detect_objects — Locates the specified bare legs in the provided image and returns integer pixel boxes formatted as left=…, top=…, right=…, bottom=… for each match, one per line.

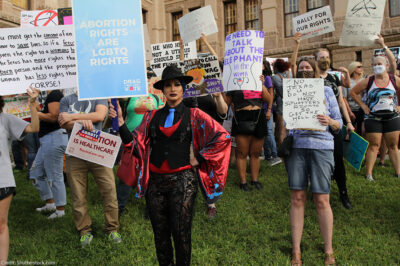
left=0, top=195, right=12, bottom=264
left=235, top=135, right=264, bottom=184
left=290, top=190, right=334, bottom=254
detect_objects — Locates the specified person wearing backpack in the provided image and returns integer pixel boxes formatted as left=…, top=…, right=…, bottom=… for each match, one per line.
left=350, top=55, right=400, bottom=181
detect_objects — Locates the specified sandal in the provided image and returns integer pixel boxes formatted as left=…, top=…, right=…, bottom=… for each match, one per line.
left=325, top=253, right=336, bottom=266
left=291, top=253, right=302, bottom=266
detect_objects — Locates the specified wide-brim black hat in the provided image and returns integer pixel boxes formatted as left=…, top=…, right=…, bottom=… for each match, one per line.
left=153, top=64, right=193, bottom=91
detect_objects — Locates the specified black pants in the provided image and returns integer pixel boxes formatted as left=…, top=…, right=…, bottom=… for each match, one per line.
left=146, top=169, right=198, bottom=266
left=333, top=132, right=347, bottom=195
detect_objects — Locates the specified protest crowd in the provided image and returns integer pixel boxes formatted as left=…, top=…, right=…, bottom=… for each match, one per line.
left=1, top=1, right=400, bottom=266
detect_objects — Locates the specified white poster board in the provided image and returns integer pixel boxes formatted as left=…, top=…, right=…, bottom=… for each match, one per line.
left=177, top=5, right=218, bottom=43
left=283, top=78, right=326, bottom=130
left=293, top=6, right=335, bottom=40
left=339, top=0, right=386, bottom=47
left=0, top=25, right=76, bottom=96
left=150, top=41, right=197, bottom=76
left=20, top=10, right=58, bottom=28
left=223, top=30, right=265, bottom=92
left=65, top=123, right=122, bottom=168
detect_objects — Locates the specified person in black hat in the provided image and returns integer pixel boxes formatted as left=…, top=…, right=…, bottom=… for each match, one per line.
left=110, top=64, right=231, bottom=266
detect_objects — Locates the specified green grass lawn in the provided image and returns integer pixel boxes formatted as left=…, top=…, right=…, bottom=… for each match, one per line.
left=8, top=160, right=400, bottom=265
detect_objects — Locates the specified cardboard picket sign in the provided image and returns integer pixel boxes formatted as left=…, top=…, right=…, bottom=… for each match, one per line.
left=177, top=5, right=218, bottom=43
left=283, top=78, right=326, bottom=131
left=341, top=126, right=369, bottom=171
left=65, top=123, right=122, bottom=168
left=223, top=30, right=265, bottom=92
left=339, top=0, right=385, bottom=46
left=292, top=6, right=335, bottom=40
left=3, top=95, right=31, bottom=119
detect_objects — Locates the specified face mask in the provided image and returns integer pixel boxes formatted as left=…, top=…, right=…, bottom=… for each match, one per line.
left=297, top=71, right=315, bottom=79
left=373, top=65, right=386, bottom=75
left=318, top=59, right=330, bottom=71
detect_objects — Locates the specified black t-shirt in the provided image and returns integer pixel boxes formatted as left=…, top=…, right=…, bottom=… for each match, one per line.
left=39, top=90, right=64, bottom=138
left=183, top=95, right=223, bottom=123
left=324, top=73, right=342, bottom=100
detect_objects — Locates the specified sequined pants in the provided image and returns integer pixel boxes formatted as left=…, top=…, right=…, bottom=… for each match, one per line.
left=146, top=169, right=198, bottom=266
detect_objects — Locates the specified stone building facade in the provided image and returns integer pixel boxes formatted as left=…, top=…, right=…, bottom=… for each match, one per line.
left=1, top=0, right=399, bottom=74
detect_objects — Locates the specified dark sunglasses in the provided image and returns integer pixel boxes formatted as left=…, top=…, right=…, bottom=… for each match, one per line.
left=356, top=65, right=363, bottom=68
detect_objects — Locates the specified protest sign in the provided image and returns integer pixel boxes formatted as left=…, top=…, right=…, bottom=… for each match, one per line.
left=341, top=126, right=369, bottom=171
left=150, top=41, right=197, bottom=76
left=283, top=78, right=325, bottom=130
left=0, top=25, right=77, bottom=96
left=72, top=0, right=147, bottom=100
left=183, top=55, right=223, bottom=97
left=20, top=10, right=58, bottom=28
left=339, top=0, right=386, bottom=47
left=292, top=6, right=335, bottom=40
left=3, top=95, right=31, bottom=119
left=65, top=123, right=122, bottom=168
left=58, top=8, right=73, bottom=25
left=177, top=5, right=218, bottom=43
left=143, top=24, right=152, bottom=60
left=374, top=47, right=400, bottom=59
left=223, top=30, right=265, bottom=92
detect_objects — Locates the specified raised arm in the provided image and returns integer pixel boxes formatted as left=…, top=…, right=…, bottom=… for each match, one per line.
left=290, top=32, right=302, bottom=77
left=179, top=39, right=184, bottom=61
left=375, top=34, right=397, bottom=75
left=24, top=87, right=40, bottom=133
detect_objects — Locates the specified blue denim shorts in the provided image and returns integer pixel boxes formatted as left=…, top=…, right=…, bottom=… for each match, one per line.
left=285, top=148, right=334, bottom=194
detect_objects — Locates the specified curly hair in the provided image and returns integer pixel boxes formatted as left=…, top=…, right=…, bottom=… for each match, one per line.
left=273, top=59, right=291, bottom=73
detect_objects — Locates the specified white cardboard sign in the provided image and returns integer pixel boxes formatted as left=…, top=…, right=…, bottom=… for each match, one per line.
left=150, top=41, right=197, bottom=76
left=0, top=25, right=76, bottom=96
left=283, top=78, right=326, bottom=130
left=177, top=5, right=218, bottom=43
left=339, top=0, right=386, bottom=47
left=293, top=6, right=335, bottom=40
left=65, top=123, right=122, bottom=168
left=223, top=30, right=265, bottom=92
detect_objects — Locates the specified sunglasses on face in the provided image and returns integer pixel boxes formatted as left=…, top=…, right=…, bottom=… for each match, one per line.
left=356, top=65, right=363, bottom=68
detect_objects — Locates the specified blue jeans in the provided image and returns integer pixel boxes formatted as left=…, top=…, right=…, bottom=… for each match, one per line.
left=264, top=118, right=277, bottom=159
left=30, top=129, right=68, bottom=206
left=11, top=133, right=39, bottom=171
left=117, top=180, right=133, bottom=210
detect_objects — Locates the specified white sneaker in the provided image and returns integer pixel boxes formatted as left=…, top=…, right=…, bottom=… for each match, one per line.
left=269, top=157, right=283, bottom=166
left=48, top=210, right=65, bottom=219
left=36, top=203, right=56, bottom=213
left=365, top=175, right=375, bottom=182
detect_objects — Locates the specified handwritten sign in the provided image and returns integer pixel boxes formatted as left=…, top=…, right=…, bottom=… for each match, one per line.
left=3, top=95, right=31, bottom=119
left=339, top=0, right=386, bottom=47
left=72, top=0, right=148, bottom=100
left=183, top=55, right=223, bottom=97
left=66, top=123, right=122, bottom=168
left=177, top=5, right=218, bottom=43
left=293, top=6, right=335, bottom=40
left=150, top=41, right=197, bottom=76
left=341, top=126, right=369, bottom=171
left=283, top=78, right=325, bottom=130
left=223, top=30, right=264, bottom=92
left=0, top=25, right=76, bottom=96
left=20, top=10, right=58, bottom=28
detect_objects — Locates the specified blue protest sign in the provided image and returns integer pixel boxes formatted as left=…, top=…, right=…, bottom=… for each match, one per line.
left=342, top=126, right=369, bottom=171
left=72, top=0, right=147, bottom=100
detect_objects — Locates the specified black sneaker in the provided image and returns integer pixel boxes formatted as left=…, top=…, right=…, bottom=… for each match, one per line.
left=239, top=183, right=252, bottom=191
left=250, top=181, right=263, bottom=190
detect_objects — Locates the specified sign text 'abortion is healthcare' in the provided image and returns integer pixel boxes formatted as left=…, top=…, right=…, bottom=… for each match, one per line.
left=72, top=0, right=147, bottom=100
